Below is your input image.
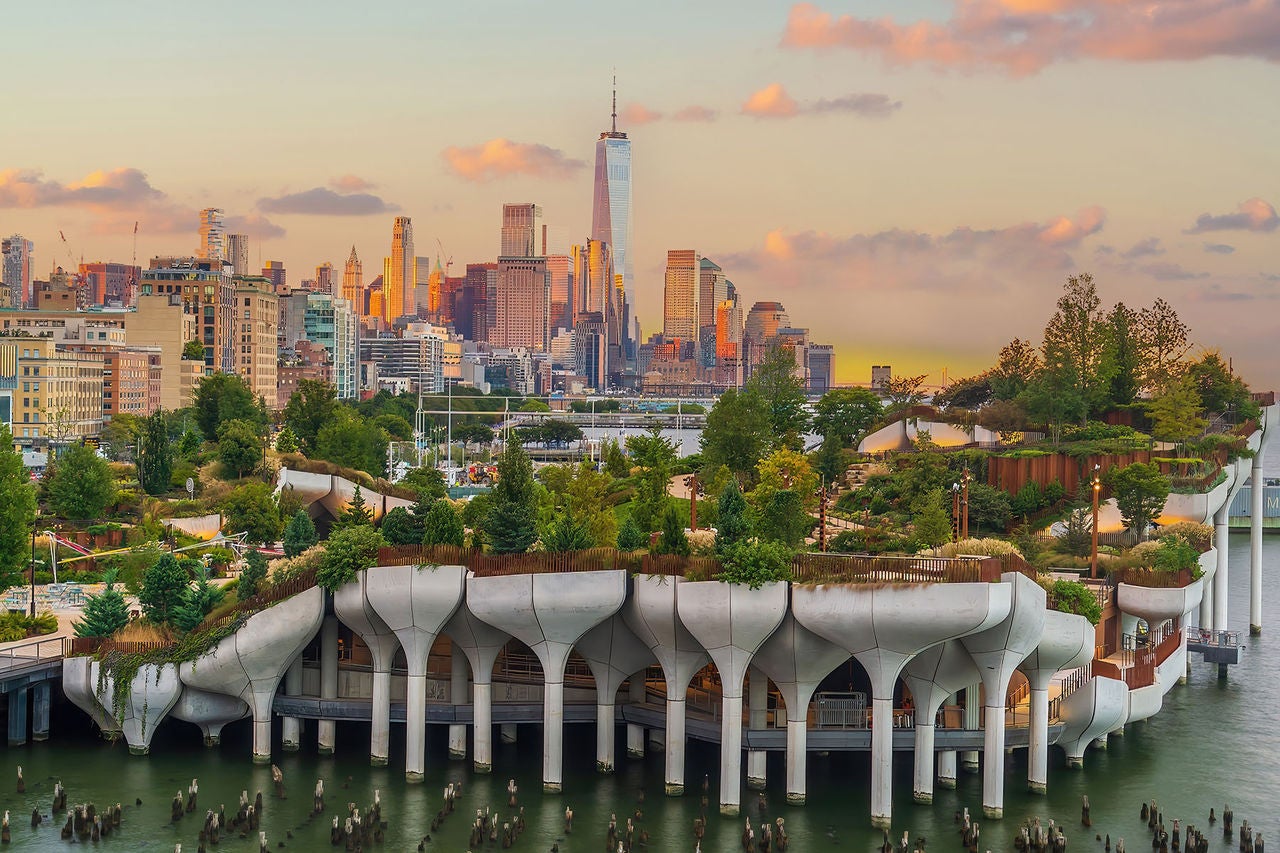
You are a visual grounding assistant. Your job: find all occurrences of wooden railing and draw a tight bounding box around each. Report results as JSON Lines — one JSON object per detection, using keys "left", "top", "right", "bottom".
{"left": 68, "top": 638, "right": 169, "bottom": 657}
{"left": 789, "top": 553, "right": 1000, "bottom": 584}
{"left": 1110, "top": 567, "right": 1194, "bottom": 588}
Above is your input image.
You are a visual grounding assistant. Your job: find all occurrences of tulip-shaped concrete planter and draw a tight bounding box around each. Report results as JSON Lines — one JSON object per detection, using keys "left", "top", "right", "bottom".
{"left": 900, "top": 640, "right": 980, "bottom": 805}
{"left": 467, "top": 569, "right": 627, "bottom": 792}
{"left": 576, "top": 613, "right": 656, "bottom": 773}
{"left": 364, "top": 563, "right": 466, "bottom": 782}
{"left": 1117, "top": 578, "right": 1204, "bottom": 626}
{"left": 179, "top": 586, "right": 324, "bottom": 763}
{"left": 959, "top": 572, "right": 1046, "bottom": 819}
{"left": 62, "top": 656, "right": 122, "bottom": 740}
{"left": 622, "top": 574, "right": 711, "bottom": 796}
{"left": 1016, "top": 609, "right": 1093, "bottom": 794}
{"left": 443, "top": 603, "right": 511, "bottom": 774}
{"left": 89, "top": 662, "right": 184, "bottom": 755}
{"left": 793, "top": 580, "right": 1012, "bottom": 828}
{"left": 169, "top": 685, "right": 251, "bottom": 746}
{"left": 677, "top": 580, "right": 788, "bottom": 816}
{"left": 1057, "top": 674, "right": 1128, "bottom": 768}
{"left": 334, "top": 572, "right": 402, "bottom": 766}
{"left": 753, "top": 611, "right": 853, "bottom": 805}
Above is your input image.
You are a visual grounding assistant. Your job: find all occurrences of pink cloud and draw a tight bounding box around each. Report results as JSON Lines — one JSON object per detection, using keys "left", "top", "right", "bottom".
{"left": 1185, "top": 197, "right": 1279, "bottom": 233}
{"left": 329, "top": 174, "right": 376, "bottom": 192}
{"left": 781, "top": 1, "right": 1280, "bottom": 75}
{"left": 742, "top": 83, "right": 800, "bottom": 117}
{"left": 0, "top": 167, "right": 164, "bottom": 208}
{"left": 742, "top": 83, "right": 902, "bottom": 119}
{"left": 441, "top": 138, "right": 586, "bottom": 182}
{"left": 673, "top": 105, "right": 719, "bottom": 122}
{"left": 226, "top": 212, "right": 287, "bottom": 241}
{"left": 621, "top": 103, "right": 663, "bottom": 125}
{"left": 1037, "top": 206, "right": 1107, "bottom": 246}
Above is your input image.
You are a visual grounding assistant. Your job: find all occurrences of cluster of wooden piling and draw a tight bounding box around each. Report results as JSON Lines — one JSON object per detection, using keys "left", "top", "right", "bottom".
{"left": 461, "top": 779, "right": 529, "bottom": 850}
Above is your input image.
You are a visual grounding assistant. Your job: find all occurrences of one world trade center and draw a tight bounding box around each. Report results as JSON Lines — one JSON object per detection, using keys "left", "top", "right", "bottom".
{"left": 591, "top": 82, "right": 635, "bottom": 374}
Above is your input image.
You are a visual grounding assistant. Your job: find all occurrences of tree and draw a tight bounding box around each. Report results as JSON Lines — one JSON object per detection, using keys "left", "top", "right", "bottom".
{"left": 421, "top": 500, "right": 466, "bottom": 547}
{"left": 1147, "top": 375, "right": 1207, "bottom": 455}
{"left": 315, "top": 409, "right": 388, "bottom": 477}
{"left": 932, "top": 375, "right": 993, "bottom": 411}
{"left": 222, "top": 482, "right": 282, "bottom": 545}
{"left": 1056, "top": 506, "right": 1094, "bottom": 557}
{"left": 966, "top": 484, "right": 1012, "bottom": 533}
{"left": 718, "top": 540, "right": 793, "bottom": 589}
{"left": 756, "top": 490, "right": 812, "bottom": 548}
{"left": 541, "top": 461, "right": 618, "bottom": 548}
{"left": 519, "top": 399, "right": 551, "bottom": 413}
{"left": 455, "top": 422, "right": 495, "bottom": 450}
{"left": 193, "top": 373, "right": 264, "bottom": 441}
{"left": 178, "top": 429, "right": 203, "bottom": 458}
{"left": 750, "top": 448, "right": 820, "bottom": 514}
{"left": 1107, "top": 462, "right": 1170, "bottom": 538}
{"left": 138, "top": 553, "right": 190, "bottom": 627}
{"left": 47, "top": 442, "right": 116, "bottom": 520}
{"left": 317, "top": 525, "right": 386, "bottom": 592}
{"left": 136, "top": 411, "right": 173, "bottom": 495}
{"left": 282, "top": 509, "right": 318, "bottom": 557}
{"left": 401, "top": 466, "right": 448, "bottom": 501}
{"left": 73, "top": 570, "right": 130, "bottom": 638}
{"left": 282, "top": 379, "right": 338, "bottom": 454}
{"left": 100, "top": 413, "right": 142, "bottom": 462}
{"left": 745, "top": 344, "right": 809, "bottom": 448}
{"left": 812, "top": 436, "right": 847, "bottom": 486}
{"left": 989, "top": 338, "right": 1042, "bottom": 401}
{"left": 172, "top": 564, "right": 225, "bottom": 633}
{"left": 216, "top": 419, "right": 262, "bottom": 479}
{"left": 700, "top": 388, "right": 771, "bottom": 486}
{"left": 625, "top": 427, "right": 678, "bottom": 533}
{"left": 912, "top": 488, "right": 953, "bottom": 552}
{"left": 617, "top": 514, "right": 647, "bottom": 551}
{"left": 0, "top": 427, "right": 36, "bottom": 587}
{"left": 1137, "top": 297, "right": 1192, "bottom": 395}
{"left": 812, "top": 387, "right": 883, "bottom": 447}
{"left": 1040, "top": 273, "right": 1116, "bottom": 422}
{"left": 374, "top": 413, "right": 414, "bottom": 441}
{"left": 486, "top": 442, "right": 539, "bottom": 553}
{"left": 239, "top": 549, "right": 268, "bottom": 599}
{"left": 602, "top": 439, "right": 630, "bottom": 478}
{"left": 543, "top": 511, "right": 594, "bottom": 551}
{"left": 182, "top": 339, "right": 205, "bottom": 361}
{"left": 881, "top": 374, "right": 929, "bottom": 413}
{"left": 1019, "top": 364, "right": 1087, "bottom": 444}
{"left": 1187, "top": 351, "right": 1256, "bottom": 418}
{"left": 274, "top": 426, "right": 300, "bottom": 455}
{"left": 654, "top": 506, "right": 690, "bottom": 556}
{"left": 714, "top": 479, "right": 750, "bottom": 554}
{"left": 334, "top": 484, "right": 374, "bottom": 531}
{"left": 379, "top": 506, "right": 421, "bottom": 545}
{"left": 1105, "top": 302, "right": 1142, "bottom": 407}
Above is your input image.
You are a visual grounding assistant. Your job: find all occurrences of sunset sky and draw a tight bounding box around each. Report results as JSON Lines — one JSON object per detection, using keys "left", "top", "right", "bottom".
{"left": 3, "top": 1, "right": 1278, "bottom": 388}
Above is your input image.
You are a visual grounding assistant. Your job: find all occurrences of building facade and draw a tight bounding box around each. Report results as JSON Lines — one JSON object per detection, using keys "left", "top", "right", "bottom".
{"left": 387, "top": 216, "right": 415, "bottom": 322}
{"left": 141, "top": 257, "right": 236, "bottom": 376}
{"left": 342, "top": 245, "right": 362, "bottom": 308}
{"left": 197, "top": 208, "right": 224, "bottom": 262}
{"left": 663, "top": 249, "right": 700, "bottom": 344}
{"left": 591, "top": 101, "right": 634, "bottom": 359}
{"left": 491, "top": 257, "right": 548, "bottom": 351}
{"left": 225, "top": 234, "right": 250, "bottom": 278}
{"left": 232, "top": 276, "right": 279, "bottom": 405}
{"left": 2, "top": 235, "right": 34, "bottom": 309}
{"left": 303, "top": 293, "right": 358, "bottom": 400}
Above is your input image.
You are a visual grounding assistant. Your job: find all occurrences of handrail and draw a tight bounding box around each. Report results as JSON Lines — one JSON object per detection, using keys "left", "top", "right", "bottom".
{"left": 0, "top": 635, "right": 67, "bottom": 666}
{"left": 1112, "top": 568, "right": 1194, "bottom": 589}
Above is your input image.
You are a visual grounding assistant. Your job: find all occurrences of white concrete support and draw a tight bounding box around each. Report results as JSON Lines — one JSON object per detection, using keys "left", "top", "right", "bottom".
{"left": 1251, "top": 450, "right": 1265, "bottom": 635}
{"left": 1200, "top": 569, "right": 1215, "bottom": 631}
{"left": 678, "top": 581, "right": 789, "bottom": 816}
{"left": 318, "top": 615, "right": 339, "bottom": 754}
{"left": 626, "top": 678, "right": 646, "bottom": 760}
{"left": 623, "top": 575, "right": 712, "bottom": 796}
{"left": 443, "top": 606, "right": 509, "bottom": 774}
{"left": 333, "top": 574, "right": 400, "bottom": 766}
{"left": 449, "top": 645, "right": 469, "bottom": 760}
{"left": 937, "top": 749, "right": 957, "bottom": 789}
{"left": 1214, "top": 504, "right": 1230, "bottom": 631}
{"left": 747, "top": 666, "right": 768, "bottom": 790}
{"left": 577, "top": 615, "right": 655, "bottom": 774}
{"left": 901, "top": 642, "right": 980, "bottom": 805}
{"left": 467, "top": 570, "right": 627, "bottom": 793}
{"left": 281, "top": 658, "right": 303, "bottom": 751}
{"left": 364, "top": 564, "right": 467, "bottom": 782}
{"left": 1058, "top": 676, "right": 1128, "bottom": 767}
{"left": 962, "top": 684, "right": 981, "bottom": 773}
{"left": 1028, "top": 685, "right": 1049, "bottom": 791}
{"left": 61, "top": 657, "right": 121, "bottom": 739}
{"left": 169, "top": 686, "right": 250, "bottom": 747}
{"left": 92, "top": 663, "right": 183, "bottom": 755}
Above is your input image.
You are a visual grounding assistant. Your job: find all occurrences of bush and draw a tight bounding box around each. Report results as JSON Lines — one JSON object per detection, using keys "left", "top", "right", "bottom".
{"left": 938, "top": 538, "right": 1024, "bottom": 559}
{"left": 1154, "top": 521, "right": 1213, "bottom": 552}
{"left": 1047, "top": 579, "right": 1102, "bottom": 625}
{"left": 616, "top": 514, "right": 646, "bottom": 551}
{"left": 269, "top": 544, "right": 325, "bottom": 582}
{"left": 317, "top": 526, "right": 386, "bottom": 591}
{"left": 718, "top": 540, "right": 793, "bottom": 589}
{"left": 654, "top": 507, "right": 690, "bottom": 556}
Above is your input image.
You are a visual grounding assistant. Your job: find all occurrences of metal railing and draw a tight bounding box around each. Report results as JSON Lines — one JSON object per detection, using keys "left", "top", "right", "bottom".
{"left": 1186, "top": 627, "right": 1242, "bottom": 648}
{"left": 0, "top": 635, "right": 67, "bottom": 671}
{"left": 1049, "top": 663, "right": 1092, "bottom": 720}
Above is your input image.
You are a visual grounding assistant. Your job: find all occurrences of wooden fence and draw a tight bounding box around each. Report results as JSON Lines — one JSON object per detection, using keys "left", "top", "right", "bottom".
{"left": 1110, "top": 567, "right": 1194, "bottom": 589}
{"left": 68, "top": 638, "right": 170, "bottom": 657}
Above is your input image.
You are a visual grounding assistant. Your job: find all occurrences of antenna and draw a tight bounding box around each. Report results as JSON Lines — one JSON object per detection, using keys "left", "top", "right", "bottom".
{"left": 611, "top": 71, "right": 617, "bottom": 133}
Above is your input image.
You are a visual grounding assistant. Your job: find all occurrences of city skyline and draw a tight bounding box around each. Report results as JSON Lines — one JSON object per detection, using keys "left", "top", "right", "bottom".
{"left": 1, "top": 1, "right": 1277, "bottom": 387}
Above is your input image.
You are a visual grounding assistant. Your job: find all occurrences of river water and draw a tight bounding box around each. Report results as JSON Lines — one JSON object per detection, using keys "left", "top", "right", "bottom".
{"left": 6, "top": 531, "right": 1277, "bottom": 852}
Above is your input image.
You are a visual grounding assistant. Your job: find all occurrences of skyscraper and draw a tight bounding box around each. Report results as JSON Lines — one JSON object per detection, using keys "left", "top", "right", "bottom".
{"left": 225, "top": 233, "right": 250, "bottom": 277}
{"left": 2, "top": 235, "right": 34, "bottom": 308}
{"left": 197, "top": 208, "right": 225, "bottom": 261}
{"left": 387, "top": 216, "right": 415, "bottom": 322}
{"left": 315, "top": 263, "right": 335, "bottom": 295}
{"left": 342, "top": 246, "right": 363, "bottom": 308}
{"left": 262, "top": 261, "right": 286, "bottom": 293}
{"left": 492, "top": 257, "right": 549, "bottom": 350}
{"left": 663, "top": 249, "right": 700, "bottom": 343}
{"left": 546, "top": 254, "right": 573, "bottom": 332}
{"left": 501, "top": 204, "right": 541, "bottom": 257}
{"left": 591, "top": 82, "right": 634, "bottom": 361}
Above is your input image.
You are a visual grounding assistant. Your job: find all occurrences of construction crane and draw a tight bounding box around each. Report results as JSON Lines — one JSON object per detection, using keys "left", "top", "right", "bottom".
{"left": 435, "top": 238, "right": 453, "bottom": 276}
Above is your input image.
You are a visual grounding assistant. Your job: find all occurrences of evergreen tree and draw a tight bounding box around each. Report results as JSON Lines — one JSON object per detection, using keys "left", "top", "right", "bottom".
{"left": 178, "top": 429, "right": 203, "bottom": 458}
{"left": 486, "top": 442, "right": 539, "bottom": 554}
{"left": 274, "top": 425, "right": 300, "bottom": 455}
{"left": 220, "top": 482, "right": 282, "bottom": 545}
{"left": 282, "top": 379, "right": 338, "bottom": 454}
{"left": 239, "top": 549, "right": 268, "bottom": 600}
{"left": 137, "top": 410, "right": 173, "bottom": 496}
{"left": 172, "top": 564, "right": 225, "bottom": 633}
{"left": 757, "top": 489, "right": 812, "bottom": 549}
{"left": 745, "top": 344, "right": 810, "bottom": 449}
{"left": 421, "top": 500, "right": 466, "bottom": 548}
{"left": 73, "top": 569, "right": 130, "bottom": 638}
{"left": 47, "top": 442, "right": 116, "bottom": 520}
{"left": 282, "top": 509, "right": 318, "bottom": 557}
{"left": 602, "top": 439, "right": 630, "bottom": 478}
{"left": 0, "top": 427, "right": 36, "bottom": 588}
{"left": 138, "top": 553, "right": 190, "bottom": 627}
{"left": 216, "top": 418, "right": 263, "bottom": 479}
{"left": 714, "top": 479, "right": 750, "bottom": 555}
{"left": 617, "top": 514, "right": 647, "bottom": 551}
{"left": 625, "top": 427, "right": 677, "bottom": 533}
{"left": 333, "top": 485, "right": 374, "bottom": 531}
{"left": 654, "top": 506, "right": 690, "bottom": 556}
{"left": 543, "top": 511, "right": 594, "bottom": 552}
{"left": 379, "top": 506, "right": 421, "bottom": 545}
{"left": 912, "top": 488, "right": 954, "bottom": 553}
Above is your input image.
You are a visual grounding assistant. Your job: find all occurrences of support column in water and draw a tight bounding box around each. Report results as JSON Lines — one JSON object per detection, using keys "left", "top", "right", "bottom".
{"left": 1214, "top": 504, "right": 1230, "bottom": 631}
{"left": 1028, "top": 685, "right": 1049, "bottom": 793}
{"left": 1201, "top": 566, "right": 1215, "bottom": 632}
{"left": 449, "top": 645, "right": 469, "bottom": 760}
{"left": 901, "top": 642, "right": 979, "bottom": 806}
{"left": 1251, "top": 450, "right": 1265, "bottom": 636}
{"left": 281, "top": 657, "right": 303, "bottom": 751}
{"left": 746, "top": 666, "right": 768, "bottom": 791}
{"left": 627, "top": 678, "right": 646, "bottom": 759}
{"left": 318, "top": 616, "right": 339, "bottom": 755}
{"left": 962, "top": 683, "right": 982, "bottom": 773}
{"left": 32, "top": 681, "right": 50, "bottom": 742}
{"left": 7, "top": 685, "right": 28, "bottom": 746}
{"left": 937, "top": 750, "right": 958, "bottom": 789}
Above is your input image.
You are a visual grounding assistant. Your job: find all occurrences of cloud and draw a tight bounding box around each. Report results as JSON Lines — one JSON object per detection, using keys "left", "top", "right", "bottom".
{"left": 743, "top": 83, "right": 902, "bottom": 119}
{"left": 441, "top": 138, "right": 587, "bottom": 182}
{"left": 620, "top": 103, "right": 663, "bottom": 125}
{"left": 1204, "top": 243, "right": 1236, "bottom": 254}
{"left": 225, "top": 213, "right": 286, "bottom": 240}
{"left": 1185, "top": 197, "right": 1280, "bottom": 233}
{"left": 1036, "top": 206, "right": 1107, "bottom": 246}
{"left": 780, "top": 1, "right": 1280, "bottom": 76}
{"left": 0, "top": 167, "right": 164, "bottom": 209}
{"left": 329, "top": 174, "right": 376, "bottom": 192}
{"left": 257, "top": 187, "right": 398, "bottom": 216}
{"left": 673, "top": 105, "right": 719, "bottom": 122}
{"left": 1120, "top": 237, "right": 1164, "bottom": 259}
{"left": 1140, "top": 261, "right": 1208, "bottom": 281}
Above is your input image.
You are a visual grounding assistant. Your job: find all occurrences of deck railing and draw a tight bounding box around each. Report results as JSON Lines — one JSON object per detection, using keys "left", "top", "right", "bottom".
{"left": 1111, "top": 567, "right": 1194, "bottom": 589}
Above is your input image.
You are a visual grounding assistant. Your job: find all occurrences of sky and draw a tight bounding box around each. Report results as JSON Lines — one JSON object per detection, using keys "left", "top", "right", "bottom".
{"left": 2, "top": 0, "right": 1278, "bottom": 389}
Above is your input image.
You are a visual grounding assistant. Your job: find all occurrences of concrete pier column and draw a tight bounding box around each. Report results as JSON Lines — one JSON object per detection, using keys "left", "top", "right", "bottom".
{"left": 443, "top": 606, "right": 509, "bottom": 775}
{"left": 912, "top": 722, "right": 935, "bottom": 802}
{"left": 473, "top": 682, "right": 493, "bottom": 772}
{"left": 746, "top": 666, "right": 768, "bottom": 791}
{"left": 937, "top": 750, "right": 957, "bottom": 789}
{"left": 333, "top": 575, "right": 400, "bottom": 766}
{"left": 962, "top": 684, "right": 981, "bottom": 774}
{"left": 318, "top": 615, "right": 339, "bottom": 755}
{"left": 578, "top": 616, "right": 656, "bottom": 775}
{"left": 32, "top": 681, "right": 50, "bottom": 741}
{"left": 596, "top": 701, "right": 616, "bottom": 772}
{"left": 627, "top": 678, "right": 646, "bottom": 759}
{"left": 1016, "top": 610, "right": 1091, "bottom": 794}
{"left": 281, "top": 657, "right": 303, "bottom": 751}
{"left": 449, "top": 644, "right": 469, "bottom": 760}
{"left": 902, "top": 642, "right": 980, "bottom": 806}
{"left": 1201, "top": 570, "right": 1215, "bottom": 631}
{"left": 1214, "top": 504, "right": 1230, "bottom": 631}
{"left": 785, "top": 718, "right": 808, "bottom": 803}
{"left": 1251, "top": 451, "right": 1265, "bottom": 635}
{"left": 7, "top": 686, "right": 28, "bottom": 745}
{"left": 1028, "top": 685, "right": 1049, "bottom": 793}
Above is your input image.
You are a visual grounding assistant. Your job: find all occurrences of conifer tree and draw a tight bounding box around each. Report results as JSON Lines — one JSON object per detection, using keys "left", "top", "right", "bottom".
{"left": 422, "top": 500, "right": 466, "bottom": 548}
{"left": 239, "top": 548, "right": 268, "bottom": 600}
{"left": 138, "top": 553, "right": 190, "bottom": 627}
{"left": 486, "top": 443, "right": 539, "bottom": 554}
{"left": 616, "top": 514, "right": 647, "bottom": 552}
{"left": 655, "top": 506, "right": 690, "bottom": 556}
{"left": 172, "top": 564, "right": 225, "bottom": 633}
{"left": 137, "top": 410, "right": 173, "bottom": 496}
{"left": 714, "top": 479, "right": 750, "bottom": 555}
{"left": 282, "top": 509, "right": 318, "bottom": 557}
{"left": 334, "top": 485, "right": 374, "bottom": 531}
{"left": 73, "top": 570, "right": 130, "bottom": 638}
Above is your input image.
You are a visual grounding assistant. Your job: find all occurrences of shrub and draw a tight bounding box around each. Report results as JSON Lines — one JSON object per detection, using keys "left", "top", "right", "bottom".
{"left": 718, "top": 540, "right": 793, "bottom": 589}
{"left": 616, "top": 514, "right": 646, "bottom": 552}
{"left": 938, "top": 538, "right": 1024, "bottom": 559}
{"left": 1151, "top": 535, "right": 1200, "bottom": 574}
{"left": 1047, "top": 579, "right": 1103, "bottom": 625}
{"left": 269, "top": 544, "right": 326, "bottom": 582}
{"left": 687, "top": 529, "right": 717, "bottom": 557}
{"left": 317, "top": 526, "right": 387, "bottom": 592}
{"left": 1154, "top": 521, "right": 1213, "bottom": 552}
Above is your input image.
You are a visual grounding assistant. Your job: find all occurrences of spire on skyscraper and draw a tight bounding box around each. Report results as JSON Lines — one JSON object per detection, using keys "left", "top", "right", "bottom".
{"left": 611, "top": 72, "right": 617, "bottom": 134}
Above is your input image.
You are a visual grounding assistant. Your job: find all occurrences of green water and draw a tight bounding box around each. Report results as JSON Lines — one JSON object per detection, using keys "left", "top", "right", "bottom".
{"left": 6, "top": 532, "right": 1277, "bottom": 852}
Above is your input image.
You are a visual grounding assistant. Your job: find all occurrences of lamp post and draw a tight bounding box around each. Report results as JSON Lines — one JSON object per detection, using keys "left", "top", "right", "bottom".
{"left": 960, "top": 469, "right": 971, "bottom": 540}
{"left": 1090, "top": 464, "right": 1102, "bottom": 580}
{"left": 29, "top": 522, "right": 38, "bottom": 618}
{"left": 951, "top": 482, "right": 961, "bottom": 543}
